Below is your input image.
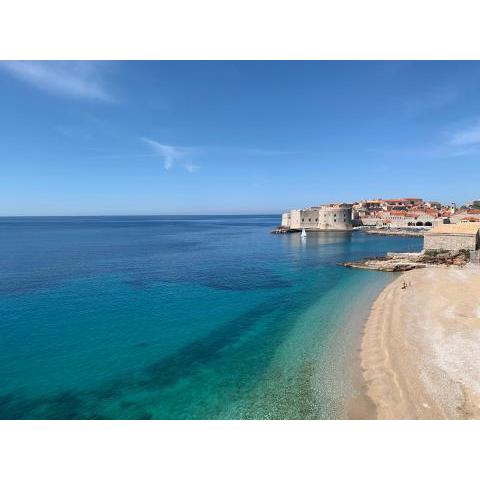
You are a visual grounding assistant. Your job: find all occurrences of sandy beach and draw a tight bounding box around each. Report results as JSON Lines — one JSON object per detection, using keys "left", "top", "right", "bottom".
{"left": 361, "top": 265, "right": 480, "bottom": 419}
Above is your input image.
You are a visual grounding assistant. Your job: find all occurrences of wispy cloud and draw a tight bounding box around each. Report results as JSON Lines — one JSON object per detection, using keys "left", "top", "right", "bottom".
{"left": 142, "top": 138, "right": 199, "bottom": 172}
{"left": 141, "top": 138, "right": 294, "bottom": 172}
{"left": 447, "top": 119, "right": 480, "bottom": 147}
{"left": 369, "top": 117, "right": 480, "bottom": 162}
{"left": 0, "top": 61, "right": 113, "bottom": 102}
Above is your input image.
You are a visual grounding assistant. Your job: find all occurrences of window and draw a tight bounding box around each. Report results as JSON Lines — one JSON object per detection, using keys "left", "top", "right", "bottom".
{"left": 315, "top": 218, "right": 318, "bottom": 222}
{"left": 308, "top": 218, "right": 311, "bottom": 222}
{"left": 301, "top": 218, "right": 304, "bottom": 222}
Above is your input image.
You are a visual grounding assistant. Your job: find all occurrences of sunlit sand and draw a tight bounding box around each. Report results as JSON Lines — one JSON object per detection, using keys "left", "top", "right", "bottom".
{"left": 362, "top": 265, "right": 480, "bottom": 419}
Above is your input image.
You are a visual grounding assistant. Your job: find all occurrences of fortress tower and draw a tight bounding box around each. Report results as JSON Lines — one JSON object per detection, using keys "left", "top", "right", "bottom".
{"left": 281, "top": 204, "right": 353, "bottom": 231}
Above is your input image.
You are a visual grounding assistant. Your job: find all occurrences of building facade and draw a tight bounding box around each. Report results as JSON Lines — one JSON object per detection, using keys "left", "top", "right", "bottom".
{"left": 359, "top": 212, "right": 447, "bottom": 228}
{"left": 449, "top": 210, "right": 480, "bottom": 224}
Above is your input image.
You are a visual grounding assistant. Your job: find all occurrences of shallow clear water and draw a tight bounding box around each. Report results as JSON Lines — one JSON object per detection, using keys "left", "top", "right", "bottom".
{"left": 0, "top": 216, "right": 422, "bottom": 419}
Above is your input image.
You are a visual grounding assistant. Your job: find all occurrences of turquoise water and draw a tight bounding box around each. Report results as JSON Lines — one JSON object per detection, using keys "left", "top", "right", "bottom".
{"left": 0, "top": 216, "right": 422, "bottom": 419}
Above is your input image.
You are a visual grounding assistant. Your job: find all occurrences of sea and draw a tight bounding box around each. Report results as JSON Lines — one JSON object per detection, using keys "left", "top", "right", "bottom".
{"left": 0, "top": 215, "right": 422, "bottom": 419}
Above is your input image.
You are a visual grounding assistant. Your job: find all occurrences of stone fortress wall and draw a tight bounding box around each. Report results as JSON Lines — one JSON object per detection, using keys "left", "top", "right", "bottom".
{"left": 281, "top": 204, "right": 353, "bottom": 231}
{"left": 424, "top": 234, "right": 478, "bottom": 251}
{"left": 423, "top": 224, "right": 480, "bottom": 252}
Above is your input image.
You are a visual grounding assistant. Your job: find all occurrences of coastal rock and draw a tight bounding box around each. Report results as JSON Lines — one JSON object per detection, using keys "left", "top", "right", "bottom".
{"left": 271, "top": 226, "right": 291, "bottom": 234}
{"left": 341, "top": 250, "right": 470, "bottom": 272}
{"left": 419, "top": 249, "right": 470, "bottom": 266}
{"left": 342, "top": 256, "right": 425, "bottom": 272}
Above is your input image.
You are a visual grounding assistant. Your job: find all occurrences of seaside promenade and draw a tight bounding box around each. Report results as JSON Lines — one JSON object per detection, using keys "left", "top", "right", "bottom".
{"left": 361, "top": 265, "right": 480, "bottom": 419}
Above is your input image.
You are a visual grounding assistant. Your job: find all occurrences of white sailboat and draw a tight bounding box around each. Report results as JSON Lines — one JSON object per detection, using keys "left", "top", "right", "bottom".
{"left": 301, "top": 228, "right": 307, "bottom": 238}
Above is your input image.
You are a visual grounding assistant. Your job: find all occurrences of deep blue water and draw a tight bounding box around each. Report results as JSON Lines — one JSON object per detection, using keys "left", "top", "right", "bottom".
{"left": 0, "top": 216, "right": 422, "bottom": 419}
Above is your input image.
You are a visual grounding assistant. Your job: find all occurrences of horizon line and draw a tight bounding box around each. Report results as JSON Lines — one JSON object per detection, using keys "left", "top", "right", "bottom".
{"left": 0, "top": 213, "right": 283, "bottom": 218}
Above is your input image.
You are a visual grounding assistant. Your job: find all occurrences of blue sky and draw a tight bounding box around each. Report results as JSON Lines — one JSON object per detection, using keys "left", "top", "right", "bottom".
{"left": 1, "top": 61, "right": 480, "bottom": 215}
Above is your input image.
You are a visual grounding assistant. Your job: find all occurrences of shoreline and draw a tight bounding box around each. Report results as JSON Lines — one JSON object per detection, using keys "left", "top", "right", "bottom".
{"left": 360, "top": 265, "right": 480, "bottom": 419}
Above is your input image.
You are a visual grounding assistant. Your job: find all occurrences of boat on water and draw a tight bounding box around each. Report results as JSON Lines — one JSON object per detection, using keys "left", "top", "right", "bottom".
{"left": 301, "top": 228, "right": 307, "bottom": 238}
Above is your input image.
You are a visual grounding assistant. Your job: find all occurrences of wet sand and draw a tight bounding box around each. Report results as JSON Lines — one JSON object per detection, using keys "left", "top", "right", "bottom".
{"left": 361, "top": 265, "right": 480, "bottom": 419}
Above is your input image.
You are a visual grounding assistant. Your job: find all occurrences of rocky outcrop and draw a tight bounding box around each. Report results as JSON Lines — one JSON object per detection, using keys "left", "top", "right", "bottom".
{"left": 342, "top": 253, "right": 425, "bottom": 272}
{"left": 341, "top": 250, "right": 470, "bottom": 272}
{"left": 420, "top": 249, "right": 470, "bottom": 266}
{"left": 271, "top": 226, "right": 292, "bottom": 234}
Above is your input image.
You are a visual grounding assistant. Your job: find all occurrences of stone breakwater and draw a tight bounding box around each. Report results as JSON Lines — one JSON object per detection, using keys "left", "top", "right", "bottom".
{"left": 341, "top": 250, "right": 470, "bottom": 272}
{"left": 364, "top": 229, "right": 425, "bottom": 238}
